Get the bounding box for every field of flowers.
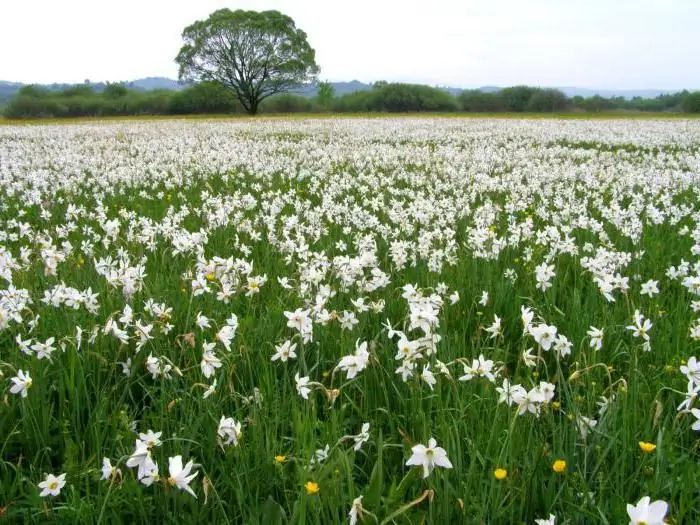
[1,117,699,524]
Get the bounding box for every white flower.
[353,423,371,451]
[640,279,659,297]
[680,356,700,386]
[405,437,453,478]
[139,429,162,448]
[449,291,460,305]
[576,415,598,439]
[626,496,667,525]
[348,495,364,525]
[522,348,537,368]
[479,290,489,306]
[310,444,330,466]
[271,340,297,362]
[484,314,501,339]
[626,310,652,341]
[9,369,32,398]
[101,457,117,480]
[530,324,557,351]
[459,354,495,382]
[126,440,158,481]
[200,343,222,378]
[337,340,370,379]
[534,515,556,525]
[295,372,311,399]
[38,473,66,497]
[167,456,198,498]
[203,378,217,399]
[195,312,211,329]
[218,416,242,446]
[421,364,437,390]
[587,326,604,350]
[691,408,700,431]
[216,324,236,351]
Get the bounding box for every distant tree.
[169,81,239,114]
[103,83,129,98]
[501,85,537,112]
[368,83,458,112]
[316,81,335,110]
[175,9,319,115]
[459,90,505,112]
[527,88,568,112]
[682,91,700,113]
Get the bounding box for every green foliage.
[169,81,241,115]
[459,90,505,112]
[315,81,335,111]
[527,88,569,112]
[4,82,700,119]
[175,9,320,115]
[261,93,316,113]
[501,85,538,112]
[682,91,700,113]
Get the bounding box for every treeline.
[4,81,700,118]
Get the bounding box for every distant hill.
[0,78,686,102]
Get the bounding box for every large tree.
[175,9,319,115]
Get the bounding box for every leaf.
[365,431,384,508]
[261,496,286,525]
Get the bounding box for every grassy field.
[1,117,699,524]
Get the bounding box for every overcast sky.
[1,0,698,89]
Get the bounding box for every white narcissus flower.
[101,457,117,480]
[353,423,370,451]
[534,515,556,525]
[271,340,297,362]
[216,324,236,351]
[449,291,460,305]
[626,496,667,525]
[640,279,659,297]
[126,440,158,480]
[167,456,198,498]
[530,324,558,351]
[195,312,211,329]
[139,429,162,448]
[348,495,364,525]
[691,408,700,431]
[217,416,242,446]
[38,473,66,497]
[200,342,222,378]
[421,364,437,390]
[587,326,604,350]
[9,369,32,397]
[479,290,489,306]
[405,437,453,478]
[295,372,311,399]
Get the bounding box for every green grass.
[0,118,699,524]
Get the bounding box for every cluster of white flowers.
[2,118,699,522]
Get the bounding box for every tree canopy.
[175,9,319,115]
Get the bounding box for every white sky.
[1,0,698,89]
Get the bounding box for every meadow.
[1,117,699,524]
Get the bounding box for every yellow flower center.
[48,481,58,490]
